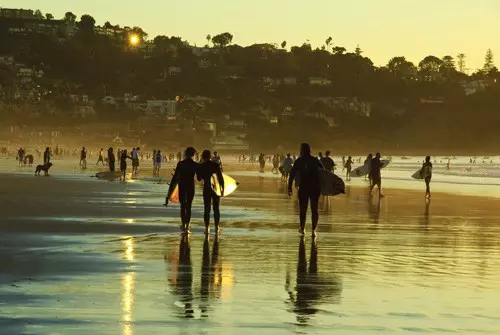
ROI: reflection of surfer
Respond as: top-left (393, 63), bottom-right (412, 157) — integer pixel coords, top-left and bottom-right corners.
top-left (368, 197), bottom-right (381, 224)
top-left (198, 150), bottom-right (225, 235)
top-left (288, 143), bottom-right (323, 237)
top-left (369, 153), bottom-right (384, 198)
top-left (176, 236), bottom-right (194, 318)
top-left (421, 156), bottom-right (433, 199)
top-left (166, 147), bottom-right (198, 234)
top-left (200, 235), bottom-right (221, 318)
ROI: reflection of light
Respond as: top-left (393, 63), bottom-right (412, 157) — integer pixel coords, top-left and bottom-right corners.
top-left (123, 238), bottom-right (135, 262)
top-left (214, 264), bottom-right (234, 300)
top-left (125, 219), bottom-right (135, 224)
top-left (121, 272), bottom-right (135, 335)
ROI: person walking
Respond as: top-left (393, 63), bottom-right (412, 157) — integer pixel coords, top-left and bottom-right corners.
top-left (197, 150), bottom-right (224, 235)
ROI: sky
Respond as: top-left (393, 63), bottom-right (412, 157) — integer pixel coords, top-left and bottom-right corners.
top-left (2, 0), bottom-right (499, 71)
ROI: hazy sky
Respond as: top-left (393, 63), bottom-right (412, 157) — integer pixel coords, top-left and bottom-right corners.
top-left (3, 0), bottom-right (499, 71)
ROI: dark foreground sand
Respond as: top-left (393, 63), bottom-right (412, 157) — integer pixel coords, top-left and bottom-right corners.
top-left (1, 173), bottom-right (500, 334)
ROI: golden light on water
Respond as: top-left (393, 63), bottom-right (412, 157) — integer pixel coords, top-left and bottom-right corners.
top-left (124, 238), bottom-right (135, 262)
top-left (214, 264), bottom-right (235, 300)
top-left (121, 272), bottom-right (135, 335)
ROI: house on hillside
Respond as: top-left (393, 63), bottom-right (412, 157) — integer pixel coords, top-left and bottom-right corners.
top-left (460, 79), bottom-right (494, 96)
top-left (213, 130), bottom-right (249, 151)
top-left (308, 77), bottom-right (332, 86)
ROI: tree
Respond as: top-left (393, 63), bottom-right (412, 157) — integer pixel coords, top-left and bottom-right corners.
top-left (332, 46), bottom-right (346, 55)
top-left (355, 45), bottom-right (363, 56)
top-left (281, 41), bottom-right (287, 49)
top-left (34, 10), bottom-right (44, 19)
top-left (441, 55), bottom-right (455, 70)
top-left (419, 55), bottom-right (443, 81)
top-left (387, 56), bottom-right (416, 79)
top-left (64, 12), bottom-right (77, 23)
top-left (483, 49), bottom-right (495, 74)
top-left (325, 36), bottom-right (332, 49)
top-left (211, 32), bottom-right (233, 48)
top-left (104, 21), bottom-right (113, 29)
top-left (46, 13), bottom-right (54, 20)
top-left (457, 53), bottom-right (466, 73)
top-left (206, 34), bottom-right (211, 46)
top-left (79, 14), bottom-right (96, 33)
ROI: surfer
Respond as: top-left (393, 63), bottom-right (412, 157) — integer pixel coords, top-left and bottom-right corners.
top-left (344, 156), bottom-right (354, 181)
top-left (421, 156), bottom-right (433, 199)
top-left (107, 147), bottom-right (115, 172)
top-left (43, 147), bottom-right (51, 165)
top-left (322, 151), bottom-right (335, 172)
top-left (281, 153), bottom-right (294, 181)
top-left (96, 148), bottom-right (105, 166)
top-left (166, 147), bottom-right (199, 234)
top-left (369, 153), bottom-right (384, 198)
top-left (131, 147), bottom-right (140, 177)
top-left (119, 149), bottom-right (132, 182)
top-left (364, 154), bottom-right (373, 184)
top-left (288, 143), bottom-right (324, 237)
top-left (198, 150), bottom-right (225, 235)
top-left (154, 150), bottom-right (162, 177)
top-left (80, 147), bottom-right (87, 169)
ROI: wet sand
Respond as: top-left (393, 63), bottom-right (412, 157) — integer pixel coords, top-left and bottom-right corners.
top-left (1, 169), bottom-right (500, 334)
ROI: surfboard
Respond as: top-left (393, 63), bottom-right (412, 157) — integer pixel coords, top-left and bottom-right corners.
top-left (169, 184), bottom-right (180, 203)
top-left (351, 159), bottom-right (391, 178)
top-left (95, 171), bottom-right (124, 180)
top-left (211, 173), bottom-right (239, 197)
top-left (412, 168), bottom-right (423, 180)
top-left (320, 169), bottom-right (345, 196)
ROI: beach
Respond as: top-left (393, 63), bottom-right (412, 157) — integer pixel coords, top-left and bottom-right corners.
top-left (1, 157), bottom-right (500, 334)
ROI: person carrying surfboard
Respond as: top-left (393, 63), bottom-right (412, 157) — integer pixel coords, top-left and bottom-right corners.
top-left (288, 143), bottom-right (324, 237)
top-left (166, 147), bottom-right (199, 234)
top-left (369, 153), bottom-right (384, 198)
top-left (421, 156), bottom-right (433, 199)
top-left (198, 150), bottom-right (225, 235)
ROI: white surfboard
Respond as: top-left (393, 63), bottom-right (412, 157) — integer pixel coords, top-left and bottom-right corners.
top-left (411, 168), bottom-right (423, 180)
top-left (320, 169), bottom-right (345, 196)
top-left (351, 159), bottom-right (391, 178)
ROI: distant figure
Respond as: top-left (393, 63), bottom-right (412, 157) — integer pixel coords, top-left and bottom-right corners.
top-left (421, 156), bottom-right (433, 199)
top-left (132, 147), bottom-right (140, 177)
top-left (108, 147), bottom-right (115, 172)
top-left (272, 154), bottom-right (280, 174)
top-left (258, 153), bottom-right (266, 173)
top-left (280, 153), bottom-right (294, 181)
top-left (342, 156), bottom-right (346, 171)
top-left (80, 147), bottom-right (87, 169)
top-left (344, 156), bottom-right (354, 181)
top-left (322, 151), bottom-right (335, 172)
top-left (177, 151), bottom-right (182, 162)
top-left (17, 147), bottom-right (25, 167)
top-left (288, 143), bottom-right (324, 237)
top-left (43, 147), bottom-right (51, 165)
top-left (154, 150), bottom-right (162, 177)
top-left (96, 148), bottom-right (105, 166)
top-left (166, 147), bottom-right (199, 234)
top-left (198, 150), bottom-right (224, 235)
top-left (364, 154), bottom-right (373, 184)
top-left (24, 154), bottom-right (34, 167)
top-left (446, 159), bottom-right (450, 171)
top-left (120, 149), bottom-right (132, 182)
top-left (369, 153), bottom-right (384, 197)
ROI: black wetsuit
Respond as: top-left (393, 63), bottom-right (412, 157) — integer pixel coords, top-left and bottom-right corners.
top-left (108, 149), bottom-right (115, 171)
top-left (168, 158), bottom-right (199, 225)
top-left (370, 157), bottom-right (382, 186)
top-left (288, 155), bottom-right (323, 231)
top-left (421, 162), bottom-right (433, 194)
top-left (197, 161), bottom-right (224, 228)
top-left (322, 156), bottom-right (335, 172)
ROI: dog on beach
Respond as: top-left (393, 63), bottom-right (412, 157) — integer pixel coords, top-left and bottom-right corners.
top-left (35, 162), bottom-right (53, 176)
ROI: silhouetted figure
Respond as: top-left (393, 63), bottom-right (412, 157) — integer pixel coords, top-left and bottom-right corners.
top-left (288, 143), bottom-right (323, 236)
top-left (211, 151), bottom-right (223, 172)
top-left (369, 153), bottom-right (384, 197)
top-left (176, 236), bottom-right (194, 318)
top-left (364, 154), bottom-right (373, 183)
top-left (80, 147), bottom-right (87, 169)
top-left (258, 153), bottom-right (266, 173)
top-left (166, 147), bottom-right (198, 233)
top-left (96, 148), bottom-right (105, 166)
top-left (120, 149), bottom-right (132, 181)
top-left (421, 156), bottom-right (433, 199)
top-left (322, 151), bottom-right (335, 172)
top-left (108, 147), bottom-right (115, 172)
top-left (344, 156), bottom-right (354, 181)
top-left (280, 153), bottom-right (294, 181)
top-left (198, 150), bottom-right (224, 235)
top-left (43, 147), bottom-right (51, 165)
